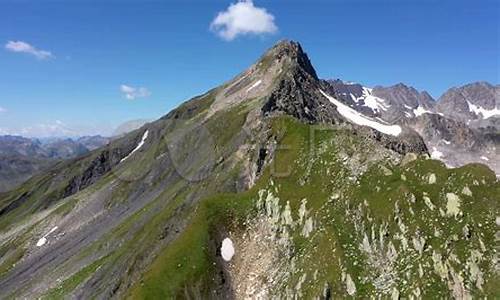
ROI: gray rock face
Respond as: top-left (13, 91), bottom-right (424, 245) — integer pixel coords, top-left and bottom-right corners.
top-left (373, 83), bottom-right (435, 110)
top-left (408, 113), bottom-right (485, 150)
top-left (372, 83), bottom-right (435, 122)
top-left (436, 82), bottom-right (500, 123)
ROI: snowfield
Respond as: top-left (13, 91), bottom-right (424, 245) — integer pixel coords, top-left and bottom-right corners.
top-left (467, 101), bottom-right (500, 119)
top-left (319, 90), bottom-right (402, 136)
top-left (120, 130), bottom-right (149, 163)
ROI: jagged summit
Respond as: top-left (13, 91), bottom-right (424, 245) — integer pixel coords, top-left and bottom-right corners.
top-left (259, 39), bottom-right (319, 80)
top-left (208, 39), bottom-right (321, 117)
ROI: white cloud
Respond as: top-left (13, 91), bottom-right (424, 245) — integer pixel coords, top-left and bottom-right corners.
top-left (5, 40), bottom-right (54, 60)
top-left (19, 120), bottom-right (76, 138)
top-left (1, 120), bottom-right (115, 138)
top-left (210, 0), bottom-right (278, 41)
top-left (120, 84), bottom-right (151, 100)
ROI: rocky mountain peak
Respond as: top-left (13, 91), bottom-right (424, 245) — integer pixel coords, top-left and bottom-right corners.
top-left (258, 40), bottom-right (318, 80)
top-left (372, 83), bottom-right (435, 110)
top-left (209, 40), bottom-right (321, 116)
top-left (436, 81), bottom-right (500, 122)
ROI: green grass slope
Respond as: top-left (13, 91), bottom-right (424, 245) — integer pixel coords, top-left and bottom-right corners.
top-left (126, 117), bottom-right (499, 298)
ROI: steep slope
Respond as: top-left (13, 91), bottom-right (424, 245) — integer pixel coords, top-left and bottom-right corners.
top-left (0, 40), bottom-right (498, 299)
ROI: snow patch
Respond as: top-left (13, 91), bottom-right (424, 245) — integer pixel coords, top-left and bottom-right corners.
top-left (430, 147), bottom-right (444, 159)
top-left (350, 93), bottom-right (358, 102)
top-left (467, 101), bottom-right (500, 119)
top-left (361, 87), bottom-right (390, 112)
top-left (120, 130), bottom-right (149, 163)
top-left (480, 156), bottom-right (489, 161)
top-left (443, 140), bottom-right (451, 145)
top-left (221, 237), bottom-right (235, 261)
top-left (36, 226), bottom-right (58, 247)
top-left (246, 79), bottom-right (262, 92)
top-left (413, 106), bottom-right (432, 117)
top-left (319, 90), bottom-right (402, 136)
top-left (36, 237), bottom-right (47, 247)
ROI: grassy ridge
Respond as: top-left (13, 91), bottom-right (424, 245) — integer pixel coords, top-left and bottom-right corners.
top-left (127, 116), bottom-right (499, 298)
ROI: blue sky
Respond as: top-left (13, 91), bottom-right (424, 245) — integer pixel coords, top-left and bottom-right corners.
top-left (0, 0), bottom-right (498, 137)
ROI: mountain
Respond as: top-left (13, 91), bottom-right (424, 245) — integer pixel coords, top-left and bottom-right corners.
top-left (0, 40), bottom-right (498, 299)
top-left (326, 80), bottom-right (436, 123)
top-left (436, 81), bottom-right (500, 123)
top-left (0, 135), bottom-right (110, 192)
top-left (323, 79), bottom-right (499, 176)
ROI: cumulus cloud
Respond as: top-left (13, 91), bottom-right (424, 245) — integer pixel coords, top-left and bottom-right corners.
top-left (210, 0), bottom-right (278, 41)
top-left (5, 40), bottom-right (54, 60)
top-left (120, 84), bottom-right (151, 100)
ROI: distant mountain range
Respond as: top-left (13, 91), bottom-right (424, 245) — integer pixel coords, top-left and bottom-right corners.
top-left (0, 119), bottom-right (151, 192)
top-left (0, 135), bottom-right (110, 192)
top-left (324, 79), bottom-right (499, 175)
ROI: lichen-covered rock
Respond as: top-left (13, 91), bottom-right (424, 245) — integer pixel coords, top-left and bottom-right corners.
top-left (461, 186), bottom-right (472, 196)
top-left (302, 217), bottom-right (314, 238)
top-left (445, 193), bottom-right (461, 217)
top-left (345, 273), bottom-right (357, 296)
top-left (428, 173), bottom-right (437, 184)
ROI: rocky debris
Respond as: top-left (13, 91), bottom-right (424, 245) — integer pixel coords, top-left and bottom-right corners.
top-left (227, 214), bottom-right (289, 299)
